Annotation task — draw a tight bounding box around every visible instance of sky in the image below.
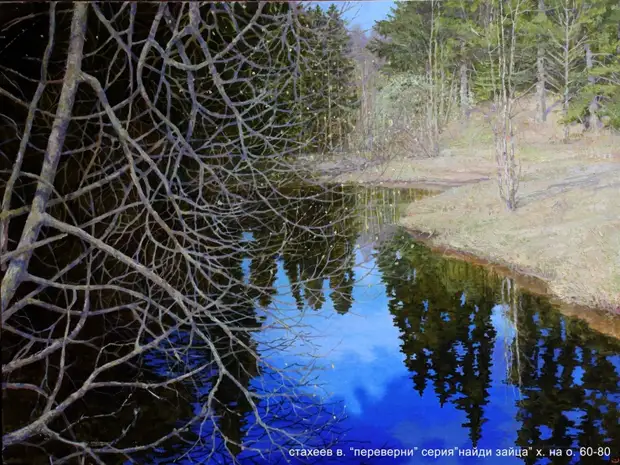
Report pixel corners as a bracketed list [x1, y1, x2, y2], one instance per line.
[319, 1, 397, 33]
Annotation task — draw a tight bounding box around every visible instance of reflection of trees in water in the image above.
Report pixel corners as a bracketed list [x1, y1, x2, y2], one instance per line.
[245, 185, 360, 315]
[2, 181, 363, 464]
[2, 311, 198, 465]
[141, 187, 365, 463]
[377, 231, 497, 446]
[377, 230, 620, 457]
[506, 291, 620, 464]
[355, 187, 435, 260]
[206, 244, 262, 459]
[164, 186, 430, 461]
[257, 186, 432, 315]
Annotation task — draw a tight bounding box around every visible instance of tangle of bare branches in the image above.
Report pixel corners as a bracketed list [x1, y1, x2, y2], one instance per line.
[1, 2, 358, 463]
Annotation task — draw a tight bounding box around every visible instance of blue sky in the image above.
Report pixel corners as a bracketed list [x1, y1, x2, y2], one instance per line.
[318, 1, 396, 33]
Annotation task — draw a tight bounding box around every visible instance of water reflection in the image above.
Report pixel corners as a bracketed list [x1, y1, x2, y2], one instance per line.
[377, 232, 501, 446]
[5, 185, 619, 464]
[375, 230, 620, 463]
[253, 186, 620, 464]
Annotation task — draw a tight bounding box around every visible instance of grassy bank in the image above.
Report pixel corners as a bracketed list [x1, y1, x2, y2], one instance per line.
[331, 97, 620, 314]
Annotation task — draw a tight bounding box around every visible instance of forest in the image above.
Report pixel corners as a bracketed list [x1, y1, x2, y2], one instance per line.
[349, 0, 620, 209]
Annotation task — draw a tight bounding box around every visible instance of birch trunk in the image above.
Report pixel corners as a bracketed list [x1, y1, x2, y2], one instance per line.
[460, 60, 469, 118]
[584, 42, 600, 131]
[427, 0, 440, 156]
[562, 6, 570, 143]
[536, 0, 547, 122]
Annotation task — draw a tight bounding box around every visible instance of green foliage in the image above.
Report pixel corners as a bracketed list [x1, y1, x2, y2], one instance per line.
[370, 0, 485, 79]
[374, 73, 427, 126]
[369, 1, 435, 74]
[377, 228, 620, 450]
[295, 4, 359, 152]
[370, 0, 620, 130]
[550, 0, 620, 128]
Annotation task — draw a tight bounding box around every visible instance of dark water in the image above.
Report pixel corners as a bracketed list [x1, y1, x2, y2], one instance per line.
[5, 186, 620, 465]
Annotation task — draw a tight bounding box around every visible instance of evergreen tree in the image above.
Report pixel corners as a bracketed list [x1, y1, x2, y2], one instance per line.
[368, 0, 619, 129]
[369, 1, 436, 75]
[296, 4, 358, 153]
[576, 0, 620, 129]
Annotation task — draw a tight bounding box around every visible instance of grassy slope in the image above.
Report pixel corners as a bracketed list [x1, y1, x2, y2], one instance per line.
[339, 97, 620, 313]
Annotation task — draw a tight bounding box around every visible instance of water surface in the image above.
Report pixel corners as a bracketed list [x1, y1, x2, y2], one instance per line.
[234, 186, 620, 464]
[9, 186, 618, 465]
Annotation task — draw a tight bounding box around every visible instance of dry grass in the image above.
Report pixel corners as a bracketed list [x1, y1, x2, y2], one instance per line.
[402, 167, 620, 313]
[334, 96, 620, 314]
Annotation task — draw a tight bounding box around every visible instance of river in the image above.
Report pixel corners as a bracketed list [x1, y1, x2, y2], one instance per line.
[152, 186, 620, 464]
[5, 186, 619, 465]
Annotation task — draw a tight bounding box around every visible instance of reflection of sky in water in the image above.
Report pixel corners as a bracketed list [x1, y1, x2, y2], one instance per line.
[235, 223, 620, 465]
[251, 255, 532, 464]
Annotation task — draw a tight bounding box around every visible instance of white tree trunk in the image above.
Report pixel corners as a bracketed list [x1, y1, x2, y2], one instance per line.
[584, 42, 600, 131]
[562, 5, 570, 143]
[536, 0, 547, 122]
[460, 58, 469, 118]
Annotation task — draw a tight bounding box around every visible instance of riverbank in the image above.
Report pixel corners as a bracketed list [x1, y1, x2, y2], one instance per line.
[327, 98, 620, 316]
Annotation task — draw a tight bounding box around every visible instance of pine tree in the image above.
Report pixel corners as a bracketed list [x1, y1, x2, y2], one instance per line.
[546, 0, 589, 140]
[369, 1, 436, 75]
[545, 0, 619, 130]
[324, 4, 358, 151]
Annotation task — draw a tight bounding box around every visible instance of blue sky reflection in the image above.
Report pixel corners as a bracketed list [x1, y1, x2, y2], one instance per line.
[252, 255, 529, 464]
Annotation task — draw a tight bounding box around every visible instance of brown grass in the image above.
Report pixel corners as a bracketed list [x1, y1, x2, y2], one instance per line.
[402, 168, 620, 313]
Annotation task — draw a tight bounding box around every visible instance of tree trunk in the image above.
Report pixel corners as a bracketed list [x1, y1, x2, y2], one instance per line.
[562, 8, 571, 144]
[1, 2, 88, 318]
[426, 0, 440, 157]
[460, 43, 469, 118]
[584, 42, 600, 131]
[562, 15, 570, 143]
[439, 63, 445, 128]
[536, 0, 547, 122]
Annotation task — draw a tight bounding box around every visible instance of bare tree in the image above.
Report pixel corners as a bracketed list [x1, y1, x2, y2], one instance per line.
[535, 0, 548, 123]
[1, 3, 354, 463]
[500, 277, 523, 391]
[348, 25, 383, 154]
[460, 40, 471, 118]
[425, 0, 441, 157]
[485, 0, 523, 211]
